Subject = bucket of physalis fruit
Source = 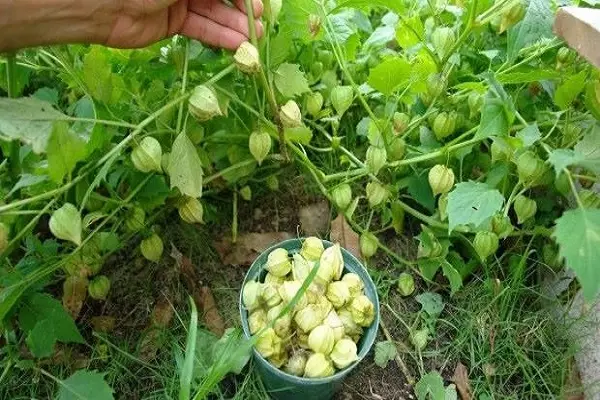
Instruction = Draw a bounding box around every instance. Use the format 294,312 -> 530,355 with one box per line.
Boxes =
239,238 -> 380,400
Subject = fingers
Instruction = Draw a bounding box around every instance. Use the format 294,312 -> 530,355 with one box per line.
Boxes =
190,0 -> 263,39
181,13 -> 249,50
233,0 -> 264,18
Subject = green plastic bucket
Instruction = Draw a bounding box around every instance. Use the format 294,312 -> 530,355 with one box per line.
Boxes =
239,238 -> 380,400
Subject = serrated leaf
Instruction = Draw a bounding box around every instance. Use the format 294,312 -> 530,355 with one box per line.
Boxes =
416,292 -> 444,317
554,71 -> 587,110
548,128 -> 600,175
280,0 -> 323,42
475,95 -> 510,139
47,121 -> 86,183
506,0 -> 553,61
83,47 -> 113,104
447,182 -> 505,233
0,97 -> 66,153
396,15 -> 424,49
553,208 -> 600,300
415,371 -> 446,400
168,132 -> 203,198
374,341 -> 397,368
515,123 -> 541,147
367,57 -> 411,96
273,63 -> 310,98
57,370 -> 114,400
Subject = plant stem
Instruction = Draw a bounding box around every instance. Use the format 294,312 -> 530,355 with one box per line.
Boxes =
232,189 -> 238,243
176,38 -> 190,135
379,318 -> 415,385
388,137 -> 483,168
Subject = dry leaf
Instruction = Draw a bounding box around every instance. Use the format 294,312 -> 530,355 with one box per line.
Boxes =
151,296 -> 174,327
298,201 -> 330,235
452,362 -> 472,400
171,244 -> 227,336
200,286 -> 226,336
91,316 -> 115,333
330,214 -> 361,260
62,276 -> 88,319
213,232 -> 293,266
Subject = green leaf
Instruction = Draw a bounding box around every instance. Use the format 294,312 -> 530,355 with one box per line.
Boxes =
367,57 -> 411,96
407,173 -> 435,213
396,16 -> 425,49
47,121 -> 86,183
553,208 -> 600,301
441,261 -> 463,296
445,384 -> 458,400
57,370 -> 114,400
284,126 -> 313,144
26,319 -> 56,358
280,0 -> 323,42
415,292 -> 444,317
273,63 -> 310,98
0,97 -> 66,153
506,0 -> 553,61
497,68 -> 561,85
7,174 -> 47,197
415,371 -> 446,400
168,132 -> 203,198
515,123 -> 541,147
447,182 -> 505,233
374,341 -> 397,368
270,32 -> 293,67
332,0 -> 405,14
475,96 -> 510,139
548,128 -> 600,175
82,47 -> 113,104
554,71 -> 587,110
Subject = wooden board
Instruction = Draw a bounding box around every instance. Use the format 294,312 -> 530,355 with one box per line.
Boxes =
554,6 -> 600,68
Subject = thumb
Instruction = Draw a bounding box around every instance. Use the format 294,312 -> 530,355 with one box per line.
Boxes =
144,0 -> 180,13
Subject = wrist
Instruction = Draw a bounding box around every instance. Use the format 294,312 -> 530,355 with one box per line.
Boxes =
0,0 -> 118,52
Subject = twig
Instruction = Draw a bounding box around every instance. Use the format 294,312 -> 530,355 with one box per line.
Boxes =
379,318 -> 415,385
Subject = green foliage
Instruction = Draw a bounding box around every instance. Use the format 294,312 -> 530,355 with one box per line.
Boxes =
374,340 -> 397,368
57,370 -> 114,400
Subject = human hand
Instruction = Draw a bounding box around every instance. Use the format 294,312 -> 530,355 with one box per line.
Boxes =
104,0 -> 264,50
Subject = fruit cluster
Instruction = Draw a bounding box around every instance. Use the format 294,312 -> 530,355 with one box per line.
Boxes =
242,238 -> 376,378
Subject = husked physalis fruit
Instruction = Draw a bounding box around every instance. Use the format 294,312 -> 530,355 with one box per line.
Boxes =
393,112 -> 410,134
438,193 -> 449,221
294,304 -> 323,333
342,273 -> 364,298
388,137 -> 406,161
284,351 -> 307,376
499,1 -> 525,33
267,304 -> 292,338
331,184 -> 352,211
316,296 -> 333,317
326,281 -> 351,309
49,203 -> 82,246
330,86 -> 353,116
278,280 -> 307,310
249,130 -> 272,166
431,26 -> 456,58
265,248 -> 292,277
304,353 -> 335,378
338,308 -> 362,337
0,223 -> 8,254
366,181 -> 388,208
255,328 -> 281,358
397,272 -> 415,297
517,151 -> 545,185
491,214 -> 513,238
292,254 -> 312,282
267,0 -> 282,23
366,146 -> 387,175
428,165 -> 455,196
297,331 -> 310,349
349,295 -> 375,327
264,272 -> 284,285
410,328 -> 429,351
131,137 -> 162,173
268,351 -> 289,368
308,324 -> 335,355
330,338 -> 358,369
88,275 -> 110,300
243,280 -> 262,311
234,41 -> 261,74
432,112 -> 456,140
140,233 -> 164,262
178,196 -> 204,224
514,194 -> 537,224
279,100 -> 302,128
468,92 -> 484,118
240,186 -> 252,201
317,244 -> 343,284
473,231 -> 499,261
300,237 -> 324,261
248,309 -> 267,334
188,85 -> 222,121
359,232 -> 378,259
261,283 -> 282,308
306,92 -> 324,116
324,309 -> 345,341
125,207 -> 145,232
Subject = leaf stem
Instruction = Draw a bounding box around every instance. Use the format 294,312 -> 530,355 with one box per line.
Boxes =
176,38 -> 190,135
